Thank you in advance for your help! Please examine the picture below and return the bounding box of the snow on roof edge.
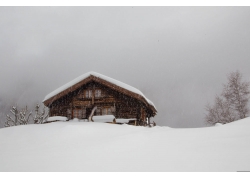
[43,71,157,110]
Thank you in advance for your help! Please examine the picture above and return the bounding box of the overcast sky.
[1,7,250,128]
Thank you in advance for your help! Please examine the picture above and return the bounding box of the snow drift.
[0,118,250,171]
[47,116,68,122]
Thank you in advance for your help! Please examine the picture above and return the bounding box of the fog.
[1,7,250,128]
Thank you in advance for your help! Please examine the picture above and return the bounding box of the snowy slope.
[0,118,250,171]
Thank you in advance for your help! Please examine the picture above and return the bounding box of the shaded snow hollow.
[0,118,250,171]
[43,71,156,109]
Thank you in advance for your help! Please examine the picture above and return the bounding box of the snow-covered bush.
[5,106,32,127]
[4,104,49,127]
[33,104,49,124]
[47,116,68,122]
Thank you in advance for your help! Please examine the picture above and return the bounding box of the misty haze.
[1,6,250,172]
[1,7,250,128]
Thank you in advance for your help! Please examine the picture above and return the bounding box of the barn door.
[73,109,78,119]
[72,108,86,119]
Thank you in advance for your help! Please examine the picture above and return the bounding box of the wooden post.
[88,106,97,122]
[71,103,73,119]
[71,95,74,119]
[148,117,151,127]
[92,90,94,105]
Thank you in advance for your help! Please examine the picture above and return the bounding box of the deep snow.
[47,116,68,121]
[0,118,250,172]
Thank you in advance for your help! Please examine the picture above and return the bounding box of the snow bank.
[66,116,132,124]
[47,116,68,122]
[71,118,80,122]
[215,123,223,126]
[1,118,250,171]
[116,118,135,123]
[92,115,115,122]
[43,71,156,109]
[92,116,133,123]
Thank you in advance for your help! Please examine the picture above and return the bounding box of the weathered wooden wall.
[48,81,153,124]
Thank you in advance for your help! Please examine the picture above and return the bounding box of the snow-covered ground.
[47,116,68,122]
[0,118,250,172]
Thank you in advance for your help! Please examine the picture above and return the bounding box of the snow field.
[0,118,250,171]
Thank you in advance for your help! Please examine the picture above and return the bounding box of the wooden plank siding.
[44,75,156,115]
[45,79,156,126]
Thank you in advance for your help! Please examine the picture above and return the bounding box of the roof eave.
[43,75,157,113]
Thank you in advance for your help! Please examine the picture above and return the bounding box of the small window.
[85,90,88,98]
[85,90,92,98]
[102,107,112,115]
[102,108,106,115]
[67,109,71,119]
[96,108,101,115]
[107,108,112,115]
[77,92,84,99]
[95,89,101,98]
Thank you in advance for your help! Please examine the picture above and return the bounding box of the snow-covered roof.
[43,71,156,111]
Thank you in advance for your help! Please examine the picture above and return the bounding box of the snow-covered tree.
[5,106,32,127]
[33,104,49,124]
[19,106,33,125]
[4,104,49,127]
[205,71,250,125]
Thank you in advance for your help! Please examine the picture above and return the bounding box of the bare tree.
[222,71,250,119]
[205,96,236,125]
[205,71,250,125]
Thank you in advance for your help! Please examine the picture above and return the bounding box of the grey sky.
[1,7,250,128]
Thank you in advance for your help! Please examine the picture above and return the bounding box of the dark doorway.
[86,108,92,118]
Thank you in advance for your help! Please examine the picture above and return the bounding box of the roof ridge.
[43,71,156,111]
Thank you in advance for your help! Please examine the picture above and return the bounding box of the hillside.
[0,118,250,171]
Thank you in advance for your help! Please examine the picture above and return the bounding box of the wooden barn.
[43,72,157,126]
